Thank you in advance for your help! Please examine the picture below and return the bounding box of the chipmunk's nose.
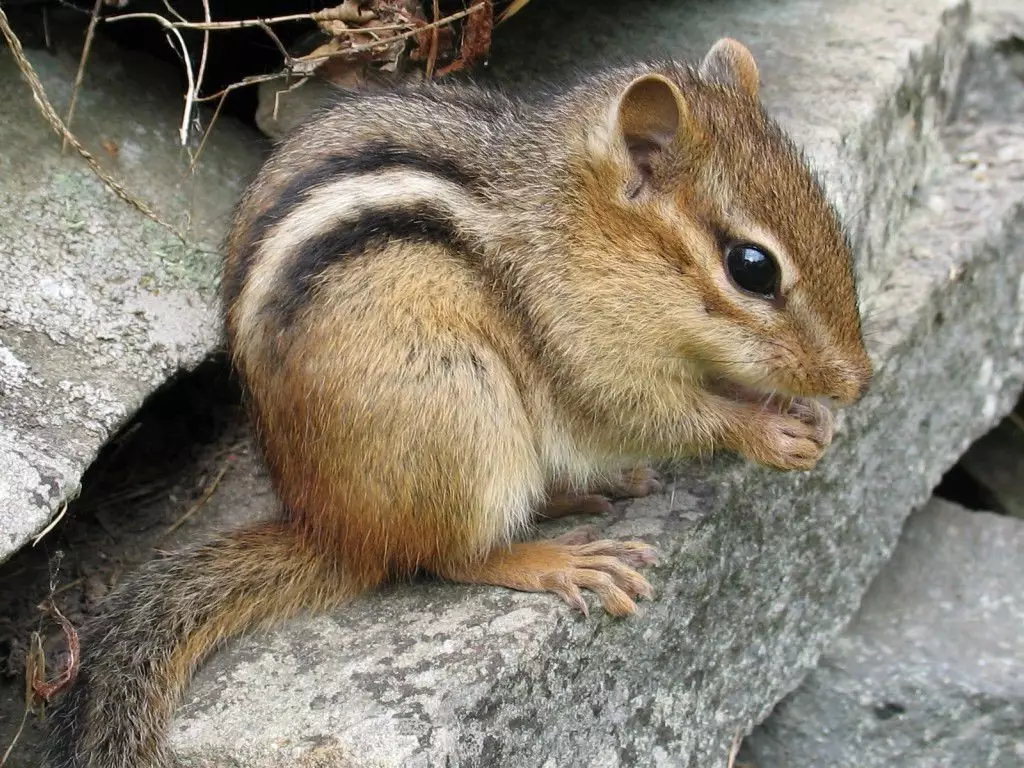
[828,356,874,406]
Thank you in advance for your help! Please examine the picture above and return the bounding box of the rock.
[156,1,1024,767]
[742,498,1024,768]
[0,19,262,563]
[958,403,1024,519]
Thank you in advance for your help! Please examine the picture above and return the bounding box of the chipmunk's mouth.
[704,374,814,410]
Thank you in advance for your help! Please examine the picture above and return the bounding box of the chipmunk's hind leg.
[436,535,659,617]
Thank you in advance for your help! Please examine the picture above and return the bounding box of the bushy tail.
[45,521,359,768]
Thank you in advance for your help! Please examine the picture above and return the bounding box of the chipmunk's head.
[575,38,872,406]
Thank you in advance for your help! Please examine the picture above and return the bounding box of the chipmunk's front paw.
[787,397,834,445]
[746,397,834,471]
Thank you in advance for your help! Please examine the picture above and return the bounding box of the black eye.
[725,244,780,299]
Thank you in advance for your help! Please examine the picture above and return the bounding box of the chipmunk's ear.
[699,38,760,99]
[609,73,690,196]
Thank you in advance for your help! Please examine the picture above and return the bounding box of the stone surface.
[742,498,1024,768]
[959,402,1024,520]
[0,21,262,563]
[153,2,1024,767]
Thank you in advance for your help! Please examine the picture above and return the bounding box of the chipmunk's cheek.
[703,375,769,405]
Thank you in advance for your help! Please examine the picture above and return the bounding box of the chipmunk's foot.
[441,533,658,617]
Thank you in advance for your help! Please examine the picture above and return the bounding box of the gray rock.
[742,498,1024,768]
[154,1,1024,767]
[0,22,262,563]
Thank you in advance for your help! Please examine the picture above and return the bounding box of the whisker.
[653,354,781,366]
[760,338,800,359]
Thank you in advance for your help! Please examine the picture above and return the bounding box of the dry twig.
[52,577,86,596]
[191,0,212,142]
[103,7,434,34]
[186,87,229,175]
[164,461,230,535]
[0,693,30,767]
[5,555,83,762]
[0,6,183,240]
[98,2,483,144]
[291,5,485,65]
[106,3,485,73]
[0,705,29,767]
[425,0,441,78]
[270,75,311,121]
[726,726,756,768]
[1008,410,1024,433]
[55,1,496,157]
[496,0,532,25]
[97,10,196,145]
[727,729,742,768]
[159,0,188,24]
[31,501,69,547]
[62,0,104,153]
[195,70,292,104]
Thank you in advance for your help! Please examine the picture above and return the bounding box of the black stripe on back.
[224,141,482,306]
[266,203,477,325]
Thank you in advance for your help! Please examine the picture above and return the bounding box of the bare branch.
[62,0,104,154]
[0,6,184,240]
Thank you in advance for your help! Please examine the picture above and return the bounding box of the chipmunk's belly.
[536,411,604,492]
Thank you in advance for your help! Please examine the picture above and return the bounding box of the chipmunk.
[45,38,872,767]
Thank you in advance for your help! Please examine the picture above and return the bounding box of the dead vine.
[0,5,184,239]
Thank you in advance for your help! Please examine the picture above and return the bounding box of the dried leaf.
[437,1,493,77]
[318,19,351,38]
[28,600,79,705]
[258,0,493,139]
[410,25,454,64]
[292,38,345,76]
[377,0,424,22]
[313,0,377,26]
[317,52,373,86]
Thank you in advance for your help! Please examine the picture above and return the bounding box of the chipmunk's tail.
[45,520,365,768]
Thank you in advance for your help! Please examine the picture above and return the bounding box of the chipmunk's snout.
[823,353,874,406]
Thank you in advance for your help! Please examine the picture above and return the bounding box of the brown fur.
[46,38,871,767]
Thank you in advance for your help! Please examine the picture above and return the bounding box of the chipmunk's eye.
[725,244,779,299]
